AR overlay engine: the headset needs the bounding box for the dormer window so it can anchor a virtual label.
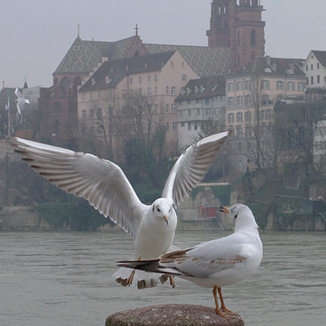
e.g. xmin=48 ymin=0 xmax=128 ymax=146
xmin=200 ymin=85 xmax=205 ymax=93
xmin=195 ymin=86 xmax=199 ymax=93
xmin=92 ymin=78 xmax=96 ymax=86
xmin=105 ymin=76 xmax=110 ymax=84
xmin=187 ymin=87 xmax=191 ymax=94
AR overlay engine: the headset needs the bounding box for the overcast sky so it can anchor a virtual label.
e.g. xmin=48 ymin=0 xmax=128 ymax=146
xmin=1 ymin=0 xmax=325 ymax=88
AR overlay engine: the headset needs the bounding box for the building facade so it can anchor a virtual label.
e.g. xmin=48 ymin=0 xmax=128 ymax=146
xmin=225 ymin=56 xmax=306 ymax=172
xmin=175 ymin=76 xmax=226 ymax=150
xmin=304 ymin=50 xmax=326 ymax=102
xmin=77 ymin=51 xmax=199 ymax=162
xmin=207 ymin=0 xmax=265 ymax=69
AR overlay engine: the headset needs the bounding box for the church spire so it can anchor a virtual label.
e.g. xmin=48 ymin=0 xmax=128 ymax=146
xmin=77 ymin=20 xmax=81 ymax=38
xmin=135 ymin=24 xmax=139 ymax=36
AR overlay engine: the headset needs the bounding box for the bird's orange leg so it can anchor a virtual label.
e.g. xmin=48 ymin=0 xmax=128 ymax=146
xmin=218 ymin=287 xmax=239 ymax=317
xmin=169 ymin=275 xmax=175 ymax=288
xmin=213 ymin=286 xmax=230 ymax=319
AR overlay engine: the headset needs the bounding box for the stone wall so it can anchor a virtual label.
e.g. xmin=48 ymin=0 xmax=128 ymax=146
xmin=176 ymin=187 xmax=233 ymax=230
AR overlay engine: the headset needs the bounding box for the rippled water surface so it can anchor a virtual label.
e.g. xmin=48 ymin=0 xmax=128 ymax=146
xmin=0 ymin=230 xmax=325 ymax=326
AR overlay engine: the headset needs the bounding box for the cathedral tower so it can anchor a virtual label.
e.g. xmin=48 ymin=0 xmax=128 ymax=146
xmin=207 ymin=0 xmax=265 ymax=69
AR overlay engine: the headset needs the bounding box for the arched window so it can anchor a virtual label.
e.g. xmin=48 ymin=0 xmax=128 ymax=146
xmin=53 ymin=101 xmax=63 ymax=114
xmin=61 ymin=77 xmax=71 ymax=96
xmin=251 ymin=30 xmax=256 ymax=46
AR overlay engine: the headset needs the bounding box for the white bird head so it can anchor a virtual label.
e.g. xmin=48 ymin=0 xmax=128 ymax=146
xmin=151 ymin=198 xmax=174 ymax=225
xmin=220 ymin=204 xmax=258 ymax=231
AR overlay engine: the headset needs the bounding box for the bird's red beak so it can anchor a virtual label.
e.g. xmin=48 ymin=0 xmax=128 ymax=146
xmin=220 ymin=206 xmax=229 ymax=214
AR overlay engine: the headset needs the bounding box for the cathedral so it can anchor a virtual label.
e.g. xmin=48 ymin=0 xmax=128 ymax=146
xmin=207 ymin=0 xmax=265 ymax=69
xmin=37 ymin=0 xmax=265 ymax=145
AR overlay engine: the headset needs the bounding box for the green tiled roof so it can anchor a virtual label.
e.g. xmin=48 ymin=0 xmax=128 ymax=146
xmin=54 ymin=36 xmax=231 ymax=78
xmin=54 ymin=36 xmax=134 ymax=74
xmin=145 ymin=44 xmax=230 ymax=77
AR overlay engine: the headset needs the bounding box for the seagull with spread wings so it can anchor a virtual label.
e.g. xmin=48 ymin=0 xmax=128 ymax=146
xmin=15 ymin=88 xmax=30 ymax=114
xmin=10 ymin=131 xmax=230 ymax=289
xmin=119 ymin=204 xmax=263 ymax=318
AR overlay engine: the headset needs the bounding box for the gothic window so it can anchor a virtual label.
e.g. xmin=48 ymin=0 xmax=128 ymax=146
xmin=251 ymin=30 xmax=256 ymax=46
xmin=61 ymin=77 xmax=71 ymax=96
xmin=53 ymin=101 xmax=63 ymax=114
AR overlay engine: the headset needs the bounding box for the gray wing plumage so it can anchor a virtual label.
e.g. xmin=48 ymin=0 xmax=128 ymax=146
xmin=10 ymin=137 xmax=146 ymax=239
xmin=162 ymin=131 xmax=230 ymax=206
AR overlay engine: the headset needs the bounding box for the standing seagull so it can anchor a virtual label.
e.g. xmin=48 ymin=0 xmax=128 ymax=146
xmin=118 ymin=204 xmax=263 ymax=318
xmin=9 ymin=131 xmax=230 ymax=288
xmin=15 ymin=88 xmax=30 ymax=114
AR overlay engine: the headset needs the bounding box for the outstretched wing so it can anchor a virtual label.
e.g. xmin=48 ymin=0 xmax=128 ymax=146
xmin=10 ymin=137 xmax=146 ymax=239
xmin=15 ymin=88 xmax=24 ymax=100
xmin=162 ymin=131 xmax=230 ymax=206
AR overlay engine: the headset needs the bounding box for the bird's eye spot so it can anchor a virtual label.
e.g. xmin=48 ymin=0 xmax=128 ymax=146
xmin=157 ymin=207 xmax=160 ymax=212
xmin=234 ymin=214 xmax=238 ymax=219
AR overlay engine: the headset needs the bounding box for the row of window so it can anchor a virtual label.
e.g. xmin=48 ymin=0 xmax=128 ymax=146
xmin=228 ymin=93 xmax=292 ymax=108
xmin=178 ymin=95 xmax=226 ymax=106
xmin=81 ymin=108 xmax=103 ymax=119
xmin=306 ymin=62 xmax=320 ymax=71
xmin=228 ymin=80 xmax=305 ymax=92
xmin=228 ymin=122 xmax=272 ymax=138
xmin=178 ymin=108 xmax=219 ymax=118
xmin=227 ymin=109 xmax=273 ymax=124
xmin=81 ymin=86 xmax=178 ymax=102
xmin=180 ymin=121 xmax=199 ymax=131
xmin=129 ymin=74 xmax=186 ymax=84
xmin=306 ymin=75 xmax=323 ymax=85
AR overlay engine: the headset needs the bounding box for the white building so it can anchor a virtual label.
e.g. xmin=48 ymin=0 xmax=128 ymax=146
xmin=175 ymin=76 xmax=226 ymax=150
xmin=304 ymin=50 xmax=326 ymax=89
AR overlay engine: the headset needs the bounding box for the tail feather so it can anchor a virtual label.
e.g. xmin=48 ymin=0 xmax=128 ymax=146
xmin=117 ymin=260 xmax=183 ymax=276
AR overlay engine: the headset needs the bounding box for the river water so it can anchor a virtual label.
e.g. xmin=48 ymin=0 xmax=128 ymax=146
xmin=0 ymin=230 xmax=325 ymax=326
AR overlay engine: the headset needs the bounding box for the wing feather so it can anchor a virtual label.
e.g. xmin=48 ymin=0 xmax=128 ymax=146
xmin=10 ymin=137 xmax=146 ymax=239
xmin=162 ymin=131 xmax=230 ymax=205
